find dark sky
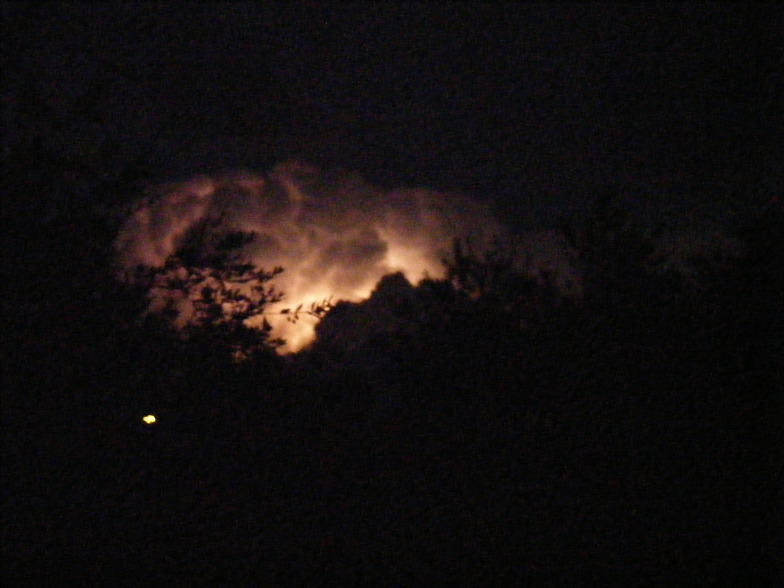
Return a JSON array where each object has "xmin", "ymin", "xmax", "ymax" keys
[{"xmin": 3, "ymin": 3, "xmax": 781, "ymax": 228}]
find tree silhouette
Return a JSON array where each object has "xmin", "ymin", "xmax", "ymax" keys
[
  {"xmin": 558, "ymin": 188, "xmax": 658, "ymax": 308},
  {"xmin": 443, "ymin": 236, "xmax": 569, "ymax": 335},
  {"xmin": 136, "ymin": 221, "xmax": 286, "ymax": 361}
]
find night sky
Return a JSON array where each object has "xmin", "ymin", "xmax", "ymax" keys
[
  {"xmin": 4, "ymin": 3, "xmax": 781, "ymax": 228},
  {"xmin": 4, "ymin": 4, "xmax": 782, "ymax": 583}
]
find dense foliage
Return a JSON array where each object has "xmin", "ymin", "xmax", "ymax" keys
[
  {"xmin": 132, "ymin": 220, "xmax": 287, "ymax": 360},
  {"xmin": 3, "ymin": 143, "xmax": 781, "ymax": 584}
]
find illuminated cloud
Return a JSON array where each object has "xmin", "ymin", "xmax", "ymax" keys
[
  {"xmin": 115, "ymin": 160, "xmax": 742, "ymax": 354},
  {"xmin": 115, "ymin": 161, "xmax": 506, "ymax": 351}
]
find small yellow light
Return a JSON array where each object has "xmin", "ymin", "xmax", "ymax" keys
[{"xmin": 142, "ymin": 414, "xmax": 156, "ymax": 425}]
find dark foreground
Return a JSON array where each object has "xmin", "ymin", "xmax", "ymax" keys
[{"xmin": 3, "ymin": 191, "xmax": 781, "ymax": 585}]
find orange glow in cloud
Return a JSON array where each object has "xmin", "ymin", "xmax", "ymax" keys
[{"xmin": 115, "ymin": 161, "xmax": 506, "ymax": 352}]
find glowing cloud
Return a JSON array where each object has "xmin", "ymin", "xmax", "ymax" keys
[{"xmin": 115, "ymin": 161, "xmax": 506, "ymax": 351}]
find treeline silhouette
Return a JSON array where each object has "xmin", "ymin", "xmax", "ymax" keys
[{"xmin": 3, "ymin": 145, "xmax": 781, "ymax": 584}]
